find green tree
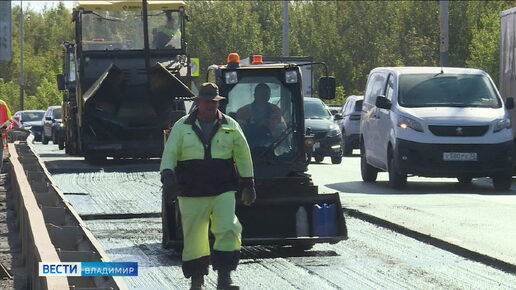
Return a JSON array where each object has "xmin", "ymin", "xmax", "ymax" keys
[{"xmin": 0, "ymin": 3, "xmax": 72, "ymax": 111}]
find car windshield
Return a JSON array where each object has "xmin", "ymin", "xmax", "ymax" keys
[
  {"xmin": 81, "ymin": 10, "xmax": 182, "ymax": 51},
  {"xmin": 354, "ymin": 100, "xmax": 363, "ymax": 112},
  {"xmin": 399, "ymin": 74, "xmax": 501, "ymax": 108},
  {"xmin": 226, "ymin": 76, "xmax": 296, "ymax": 158},
  {"xmin": 53, "ymin": 109, "xmax": 62, "ymax": 119},
  {"xmin": 22, "ymin": 112, "xmax": 44, "ymax": 122},
  {"xmin": 304, "ymin": 100, "xmax": 332, "ymax": 119}
]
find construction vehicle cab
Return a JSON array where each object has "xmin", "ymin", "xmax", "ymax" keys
[
  {"xmin": 162, "ymin": 53, "xmax": 347, "ymax": 250},
  {"xmin": 57, "ymin": 1, "xmax": 193, "ymax": 163}
]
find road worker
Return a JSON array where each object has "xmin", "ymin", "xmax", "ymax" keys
[
  {"xmin": 154, "ymin": 10, "xmax": 181, "ymax": 49},
  {"xmin": 0, "ymin": 99, "xmax": 12, "ymax": 151},
  {"xmin": 160, "ymin": 82, "xmax": 256, "ymax": 290},
  {"xmin": 0, "ymin": 99, "xmax": 12, "ymax": 126}
]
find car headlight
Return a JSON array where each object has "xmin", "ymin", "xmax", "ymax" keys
[
  {"xmin": 398, "ymin": 115, "xmax": 423, "ymax": 132},
  {"xmin": 24, "ymin": 125, "xmax": 32, "ymax": 130},
  {"xmin": 327, "ymin": 124, "xmax": 342, "ymax": 137},
  {"xmin": 59, "ymin": 123, "xmax": 64, "ymax": 127},
  {"xmin": 494, "ymin": 118, "xmax": 511, "ymax": 132}
]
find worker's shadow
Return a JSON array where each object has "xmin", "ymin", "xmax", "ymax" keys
[
  {"xmin": 102, "ymin": 243, "xmax": 337, "ymax": 267},
  {"xmin": 102, "ymin": 243, "xmax": 183, "ymax": 268},
  {"xmin": 240, "ymin": 246, "xmax": 338, "ymax": 261}
]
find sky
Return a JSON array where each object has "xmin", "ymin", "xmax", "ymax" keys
[{"xmin": 12, "ymin": 1, "xmax": 75, "ymax": 12}]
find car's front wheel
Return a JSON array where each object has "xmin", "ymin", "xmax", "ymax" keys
[
  {"xmin": 41, "ymin": 133, "xmax": 49, "ymax": 145},
  {"xmin": 342, "ymin": 133, "xmax": 353, "ymax": 156},
  {"xmin": 331, "ymin": 156, "xmax": 342, "ymax": 164},
  {"xmin": 52, "ymin": 129, "xmax": 58, "ymax": 144}
]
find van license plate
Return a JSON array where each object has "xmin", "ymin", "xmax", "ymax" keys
[{"xmin": 443, "ymin": 152, "xmax": 477, "ymax": 161}]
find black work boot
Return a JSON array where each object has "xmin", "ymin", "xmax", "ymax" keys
[
  {"xmin": 190, "ymin": 275, "xmax": 205, "ymax": 290},
  {"xmin": 217, "ymin": 270, "xmax": 239, "ymax": 290}
]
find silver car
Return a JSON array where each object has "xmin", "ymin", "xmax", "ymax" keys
[{"xmin": 336, "ymin": 95, "xmax": 363, "ymax": 156}]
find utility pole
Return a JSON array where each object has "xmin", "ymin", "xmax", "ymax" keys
[
  {"xmin": 142, "ymin": 0, "xmax": 150, "ymax": 72},
  {"xmin": 282, "ymin": 1, "xmax": 289, "ymax": 57},
  {"xmin": 439, "ymin": 0, "xmax": 449, "ymax": 67},
  {"xmin": 19, "ymin": 0, "xmax": 24, "ymax": 110}
]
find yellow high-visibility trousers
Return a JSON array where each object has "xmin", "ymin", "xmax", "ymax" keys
[{"xmin": 178, "ymin": 191, "xmax": 242, "ymax": 277}]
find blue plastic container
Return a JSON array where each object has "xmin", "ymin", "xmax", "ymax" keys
[{"xmin": 312, "ymin": 203, "xmax": 337, "ymax": 237}]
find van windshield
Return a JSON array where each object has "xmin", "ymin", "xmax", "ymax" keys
[{"xmin": 399, "ymin": 74, "xmax": 501, "ymax": 108}]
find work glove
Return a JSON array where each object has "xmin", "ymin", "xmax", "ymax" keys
[
  {"xmin": 161, "ymin": 169, "xmax": 180, "ymax": 201},
  {"xmin": 238, "ymin": 177, "xmax": 256, "ymax": 206}
]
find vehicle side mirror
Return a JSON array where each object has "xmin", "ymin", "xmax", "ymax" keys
[
  {"xmin": 330, "ymin": 109, "xmax": 339, "ymax": 115},
  {"xmin": 375, "ymin": 95, "xmax": 392, "ymax": 110},
  {"xmin": 334, "ymin": 113, "xmax": 343, "ymax": 120},
  {"xmin": 505, "ymin": 97, "xmax": 514, "ymax": 110},
  {"xmin": 45, "ymin": 116, "xmax": 52, "ymax": 121},
  {"xmin": 56, "ymin": 74, "xmax": 65, "ymax": 91},
  {"xmin": 319, "ymin": 77, "xmax": 336, "ymax": 100}
]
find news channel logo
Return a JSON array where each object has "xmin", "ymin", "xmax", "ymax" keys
[{"xmin": 39, "ymin": 262, "xmax": 138, "ymax": 276}]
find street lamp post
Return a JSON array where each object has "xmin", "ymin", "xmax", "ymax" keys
[
  {"xmin": 282, "ymin": 1, "xmax": 289, "ymax": 57},
  {"xmin": 19, "ymin": 0, "xmax": 24, "ymax": 110},
  {"xmin": 439, "ymin": 0, "xmax": 449, "ymax": 67}
]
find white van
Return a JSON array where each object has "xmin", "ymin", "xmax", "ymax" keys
[{"xmin": 360, "ymin": 67, "xmax": 514, "ymax": 190}]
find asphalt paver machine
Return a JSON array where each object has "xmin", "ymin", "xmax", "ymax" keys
[
  {"xmin": 57, "ymin": 1, "xmax": 193, "ymax": 163},
  {"xmin": 163, "ymin": 53, "xmax": 348, "ymax": 250}
]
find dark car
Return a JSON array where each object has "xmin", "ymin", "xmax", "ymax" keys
[
  {"xmin": 304, "ymin": 98, "xmax": 343, "ymax": 164},
  {"xmin": 42, "ymin": 106, "xmax": 63, "ymax": 145},
  {"xmin": 327, "ymin": 104, "xmax": 342, "ymax": 115},
  {"xmin": 13, "ymin": 110, "xmax": 46, "ymax": 141}
]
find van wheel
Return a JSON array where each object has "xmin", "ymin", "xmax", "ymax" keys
[
  {"xmin": 314, "ymin": 156, "xmax": 324, "ymax": 163},
  {"xmin": 58, "ymin": 136, "xmax": 65, "ymax": 150},
  {"xmin": 388, "ymin": 153, "xmax": 407, "ymax": 189},
  {"xmin": 360, "ymin": 148, "xmax": 377, "ymax": 182},
  {"xmin": 331, "ymin": 156, "xmax": 342, "ymax": 164},
  {"xmin": 457, "ymin": 177, "xmax": 472, "ymax": 184},
  {"xmin": 492, "ymin": 175, "xmax": 512, "ymax": 191}
]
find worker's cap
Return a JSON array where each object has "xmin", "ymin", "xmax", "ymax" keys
[{"xmin": 194, "ymin": 82, "xmax": 225, "ymax": 101}]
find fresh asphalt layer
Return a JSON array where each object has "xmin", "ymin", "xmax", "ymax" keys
[{"xmin": 30, "ymin": 143, "xmax": 516, "ymax": 289}]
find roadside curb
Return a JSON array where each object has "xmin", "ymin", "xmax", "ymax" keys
[
  {"xmin": 10, "ymin": 142, "xmax": 128, "ymax": 289},
  {"xmin": 343, "ymin": 207, "xmax": 516, "ymax": 275}
]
